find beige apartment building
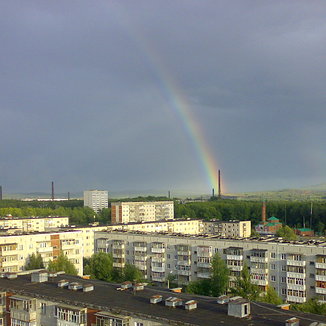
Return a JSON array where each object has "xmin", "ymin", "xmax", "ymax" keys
[
  {"xmin": 0, "ymin": 216, "xmax": 69, "ymax": 232},
  {"xmin": 0, "ymin": 230, "xmax": 83, "ymax": 275},
  {"xmin": 84, "ymin": 190, "xmax": 108, "ymax": 212},
  {"xmin": 111, "ymin": 201, "xmax": 174, "ymax": 224},
  {"xmin": 95, "ymin": 230, "xmax": 326, "ymax": 304},
  {"xmin": 202, "ymin": 220, "xmax": 251, "ymax": 238}
]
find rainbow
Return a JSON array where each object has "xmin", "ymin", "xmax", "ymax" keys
[{"xmin": 114, "ymin": 6, "xmax": 222, "ymax": 192}]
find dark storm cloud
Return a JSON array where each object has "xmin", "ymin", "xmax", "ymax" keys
[{"xmin": 0, "ymin": 0, "xmax": 325, "ymax": 194}]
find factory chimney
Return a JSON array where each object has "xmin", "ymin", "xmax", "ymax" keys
[
  {"xmin": 262, "ymin": 201, "xmax": 266, "ymax": 224},
  {"xmin": 51, "ymin": 181, "xmax": 54, "ymax": 201},
  {"xmin": 218, "ymin": 170, "xmax": 221, "ymax": 198},
  {"xmin": 0, "ymin": 186, "xmax": 2, "ymax": 200},
  {"xmin": 68, "ymin": 192, "xmax": 70, "ymax": 200},
  {"xmin": 212, "ymin": 188, "xmax": 215, "ymax": 198}
]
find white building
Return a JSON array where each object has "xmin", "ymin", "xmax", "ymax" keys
[
  {"xmin": 84, "ymin": 190, "xmax": 108, "ymax": 212},
  {"xmin": 111, "ymin": 201, "xmax": 174, "ymax": 224}
]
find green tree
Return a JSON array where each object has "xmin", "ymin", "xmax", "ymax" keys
[
  {"xmin": 122, "ymin": 264, "xmax": 143, "ymax": 283},
  {"xmin": 48, "ymin": 252, "xmax": 78, "ymax": 275},
  {"xmin": 84, "ymin": 252, "xmax": 114, "ymax": 281},
  {"xmin": 186, "ymin": 279, "xmax": 211, "ymax": 296},
  {"xmin": 276, "ymin": 226, "xmax": 298, "ymax": 241},
  {"xmin": 25, "ymin": 253, "xmax": 45, "ymax": 270},
  {"xmin": 259, "ymin": 286, "xmax": 283, "ymax": 305},
  {"xmin": 291, "ymin": 298, "xmax": 326, "ymax": 316},
  {"xmin": 231, "ymin": 262, "xmax": 261, "ymax": 301},
  {"xmin": 211, "ymin": 252, "xmax": 229, "ymax": 296}
]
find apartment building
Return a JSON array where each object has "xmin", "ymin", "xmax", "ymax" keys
[
  {"xmin": 202, "ymin": 220, "xmax": 251, "ymax": 238},
  {"xmin": 95, "ymin": 230, "xmax": 326, "ymax": 304},
  {"xmin": 0, "ymin": 216, "xmax": 69, "ymax": 232},
  {"xmin": 0, "ymin": 231, "xmax": 83, "ymax": 275},
  {"xmin": 83, "ymin": 190, "xmax": 108, "ymax": 212},
  {"xmin": 111, "ymin": 201, "xmax": 174, "ymax": 224},
  {"xmin": 0, "ymin": 273, "xmax": 324, "ymax": 326}
]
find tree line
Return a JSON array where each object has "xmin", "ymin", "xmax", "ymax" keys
[{"xmin": 175, "ymin": 199, "xmax": 326, "ymax": 234}]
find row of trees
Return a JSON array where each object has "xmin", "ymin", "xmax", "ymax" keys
[
  {"xmin": 25, "ymin": 252, "xmax": 78, "ymax": 275},
  {"xmin": 175, "ymin": 200, "xmax": 326, "ymax": 234}
]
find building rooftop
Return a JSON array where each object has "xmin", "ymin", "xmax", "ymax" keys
[
  {"xmin": 0, "ymin": 274, "xmax": 325, "ymax": 326},
  {"xmin": 98, "ymin": 230, "xmax": 326, "ymax": 248}
]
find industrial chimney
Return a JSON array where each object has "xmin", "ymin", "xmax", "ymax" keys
[
  {"xmin": 262, "ymin": 201, "xmax": 266, "ymax": 224},
  {"xmin": 0, "ymin": 185, "xmax": 2, "ymax": 200}
]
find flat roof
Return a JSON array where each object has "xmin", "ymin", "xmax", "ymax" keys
[{"xmin": 0, "ymin": 275, "xmax": 325, "ymax": 326}]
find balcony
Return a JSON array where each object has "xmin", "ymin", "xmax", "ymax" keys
[
  {"xmin": 113, "ymin": 262, "xmax": 125, "ymax": 268},
  {"xmin": 37, "ymin": 246, "xmax": 53, "ymax": 253},
  {"xmin": 177, "ymin": 251, "xmax": 191, "ymax": 256},
  {"xmin": 152, "ymin": 276, "xmax": 165, "ymax": 282},
  {"xmin": 251, "ymin": 279, "xmax": 268, "ymax": 286},
  {"xmin": 316, "ymin": 275, "xmax": 326, "ymax": 282},
  {"xmin": 197, "ymin": 262, "xmax": 211, "ymax": 268},
  {"xmin": 177, "ymin": 260, "xmax": 191, "ymax": 266},
  {"xmin": 61, "ymin": 243, "xmax": 77, "ymax": 250},
  {"xmin": 286, "ymin": 296, "xmax": 306, "ymax": 303},
  {"xmin": 112, "ymin": 244, "xmax": 125, "ymax": 250},
  {"xmin": 315, "ymin": 287, "xmax": 326, "ymax": 295},
  {"xmin": 151, "ymin": 257, "xmax": 165, "ymax": 263},
  {"xmin": 0, "ymin": 249, "xmax": 18, "ymax": 256},
  {"xmin": 134, "ymin": 247, "xmax": 147, "ymax": 252},
  {"xmin": 151, "ymin": 247, "xmax": 165, "ymax": 254},
  {"xmin": 152, "ymin": 266, "xmax": 165, "ymax": 273},
  {"xmin": 287, "ymin": 272, "xmax": 306, "ymax": 279},
  {"xmin": 197, "ymin": 272, "xmax": 211, "ymax": 279},
  {"xmin": 1, "ymin": 260, "xmax": 18, "ymax": 267},
  {"xmin": 315, "ymin": 262, "xmax": 326, "ymax": 269},
  {"xmin": 226, "ymin": 255, "xmax": 243, "ymax": 261},
  {"xmin": 287, "ymin": 283, "xmax": 306, "ymax": 291},
  {"xmin": 11, "ymin": 310, "xmax": 37, "ymax": 322},
  {"xmin": 134, "ymin": 263, "xmax": 147, "ymax": 271},
  {"xmin": 250, "ymin": 256, "xmax": 268, "ymax": 263},
  {"xmin": 134, "ymin": 255, "xmax": 147, "ymax": 261},
  {"xmin": 250, "ymin": 267, "xmax": 268, "ymax": 274},
  {"xmin": 177, "ymin": 270, "xmax": 191, "ymax": 276},
  {"xmin": 286, "ymin": 260, "xmax": 306, "ymax": 267},
  {"xmin": 227, "ymin": 265, "xmax": 243, "ymax": 272},
  {"xmin": 112, "ymin": 252, "xmax": 125, "ymax": 258}
]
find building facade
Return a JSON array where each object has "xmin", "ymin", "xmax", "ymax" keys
[
  {"xmin": 0, "ymin": 216, "xmax": 69, "ymax": 232},
  {"xmin": 95, "ymin": 230, "xmax": 326, "ymax": 304},
  {"xmin": 83, "ymin": 190, "xmax": 108, "ymax": 212},
  {"xmin": 111, "ymin": 201, "xmax": 174, "ymax": 224},
  {"xmin": 0, "ymin": 231, "xmax": 83, "ymax": 275}
]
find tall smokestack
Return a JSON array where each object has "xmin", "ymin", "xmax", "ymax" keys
[
  {"xmin": 262, "ymin": 201, "xmax": 266, "ymax": 223},
  {"xmin": 51, "ymin": 181, "xmax": 54, "ymax": 201},
  {"xmin": 168, "ymin": 190, "xmax": 171, "ymax": 199},
  {"xmin": 212, "ymin": 188, "xmax": 215, "ymax": 198},
  {"xmin": 0, "ymin": 186, "xmax": 2, "ymax": 200},
  {"xmin": 68, "ymin": 192, "xmax": 70, "ymax": 200},
  {"xmin": 218, "ymin": 170, "xmax": 221, "ymax": 198}
]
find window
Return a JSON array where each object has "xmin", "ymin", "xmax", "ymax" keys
[
  {"xmin": 281, "ymin": 254, "xmax": 286, "ymax": 260},
  {"xmin": 270, "ymin": 264, "xmax": 276, "ymax": 270},
  {"xmin": 271, "ymin": 252, "xmax": 276, "ymax": 258},
  {"xmin": 41, "ymin": 302, "xmax": 46, "ymax": 314},
  {"xmin": 135, "ymin": 323, "xmax": 144, "ymax": 326},
  {"xmin": 271, "ymin": 275, "xmax": 276, "ymax": 282}
]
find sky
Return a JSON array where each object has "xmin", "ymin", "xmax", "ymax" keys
[{"xmin": 1, "ymin": 0, "xmax": 326, "ymax": 195}]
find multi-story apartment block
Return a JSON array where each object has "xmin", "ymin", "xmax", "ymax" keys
[
  {"xmin": 0, "ymin": 216, "xmax": 69, "ymax": 232},
  {"xmin": 0, "ymin": 231, "xmax": 83, "ymax": 275},
  {"xmin": 83, "ymin": 190, "xmax": 108, "ymax": 212},
  {"xmin": 1, "ymin": 273, "xmax": 325, "ymax": 326},
  {"xmin": 95, "ymin": 230, "xmax": 326, "ymax": 303},
  {"xmin": 111, "ymin": 201, "xmax": 174, "ymax": 224},
  {"xmin": 202, "ymin": 220, "xmax": 251, "ymax": 238}
]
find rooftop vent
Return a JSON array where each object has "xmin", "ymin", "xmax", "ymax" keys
[
  {"xmin": 83, "ymin": 284, "xmax": 94, "ymax": 292},
  {"xmin": 58, "ymin": 280, "xmax": 69, "ymax": 288},
  {"xmin": 185, "ymin": 300, "xmax": 197, "ymax": 310},
  {"xmin": 165, "ymin": 297, "xmax": 183, "ymax": 308},
  {"xmin": 31, "ymin": 271, "xmax": 48, "ymax": 283},
  {"xmin": 228, "ymin": 298, "xmax": 250, "ymax": 318},
  {"xmin": 150, "ymin": 295, "xmax": 162, "ymax": 304},
  {"xmin": 286, "ymin": 317, "xmax": 300, "ymax": 326},
  {"xmin": 68, "ymin": 282, "xmax": 83, "ymax": 291}
]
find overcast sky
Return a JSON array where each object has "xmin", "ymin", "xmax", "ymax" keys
[{"xmin": 1, "ymin": 0, "xmax": 326, "ymax": 195}]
